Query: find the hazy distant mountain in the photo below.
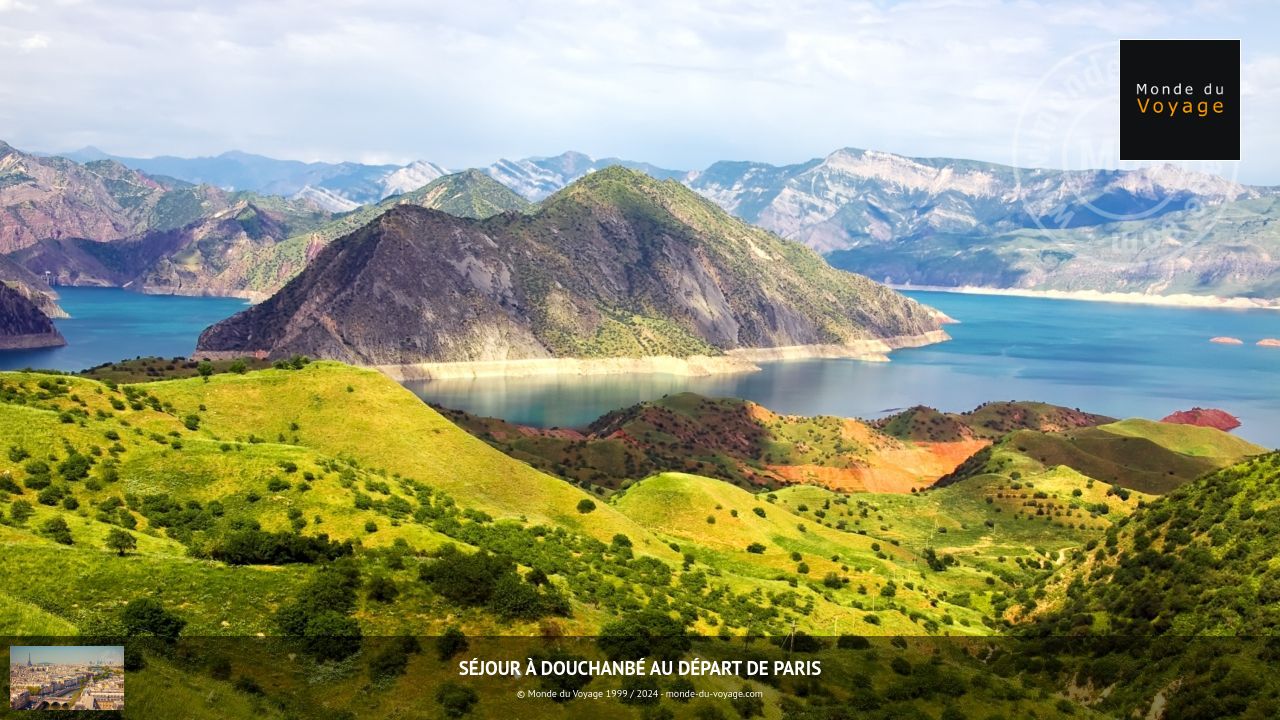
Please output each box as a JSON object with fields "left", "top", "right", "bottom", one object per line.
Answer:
{"left": 380, "top": 160, "right": 450, "bottom": 196}
{"left": 59, "top": 147, "right": 400, "bottom": 210}
{"left": 29, "top": 141, "right": 1280, "bottom": 300}
{"left": 197, "top": 167, "right": 943, "bottom": 365}
{"left": 686, "top": 148, "right": 1278, "bottom": 298}
{"left": 833, "top": 195, "right": 1280, "bottom": 298}
{"left": 484, "top": 151, "right": 686, "bottom": 200}
{"left": 686, "top": 148, "right": 1260, "bottom": 253}
{"left": 60, "top": 146, "right": 683, "bottom": 205}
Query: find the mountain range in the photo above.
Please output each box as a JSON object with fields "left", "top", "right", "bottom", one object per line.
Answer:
{"left": 4, "top": 158, "right": 530, "bottom": 302}
{"left": 195, "top": 167, "right": 945, "bottom": 365}
{"left": 5, "top": 138, "right": 1280, "bottom": 341}
{"left": 60, "top": 146, "right": 682, "bottom": 209}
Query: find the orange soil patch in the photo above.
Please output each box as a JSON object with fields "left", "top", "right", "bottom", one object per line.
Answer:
{"left": 768, "top": 438, "right": 990, "bottom": 493}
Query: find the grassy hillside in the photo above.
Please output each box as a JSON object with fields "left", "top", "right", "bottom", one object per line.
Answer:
{"left": 1003, "top": 452, "right": 1280, "bottom": 719}
{"left": 938, "top": 418, "right": 1263, "bottom": 495}
{"left": 1, "top": 361, "right": 1268, "bottom": 718}
{"left": 1030, "top": 450, "right": 1280, "bottom": 635}
{"left": 0, "top": 362, "right": 1111, "bottom": 641}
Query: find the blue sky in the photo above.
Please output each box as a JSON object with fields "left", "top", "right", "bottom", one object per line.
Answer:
{"left": 1, "top": 0, "right": 1277, "bottom": 182}
{"left": 9, "top": 646, "right": 123, "bottom": 666}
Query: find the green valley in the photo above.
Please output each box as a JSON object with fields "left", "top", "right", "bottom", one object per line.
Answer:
{"left": 1, "top": 358, "right": 1272, "bottom": 718}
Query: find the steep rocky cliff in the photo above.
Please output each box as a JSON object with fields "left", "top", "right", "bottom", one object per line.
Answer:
{"left": 0, "top": 282, "right": 65, "bottom": 350}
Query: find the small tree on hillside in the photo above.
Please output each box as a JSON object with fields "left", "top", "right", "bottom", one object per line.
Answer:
{"left": 106, "top": 527, "right": 137, "bottom": 556}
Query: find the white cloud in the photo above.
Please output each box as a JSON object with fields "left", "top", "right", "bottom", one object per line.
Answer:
{"left": 0, "top": 0, "right": 1276, "bottom": 182}
{"left": 19, "top": 32, "right": 48, "bottom": 51}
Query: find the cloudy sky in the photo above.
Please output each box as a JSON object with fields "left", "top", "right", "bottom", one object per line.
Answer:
{"left": 2, "top": 0, "right": 1277, "bottom": 182}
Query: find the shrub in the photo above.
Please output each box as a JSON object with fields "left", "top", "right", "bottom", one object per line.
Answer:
{"left": 366, "top": 575, "right": 399, "bottom": 603}
{"left": 40, "top": 516, "right": 73, "bottom": 544}
{"left": 420, "top": 547, "right": 566, "bottom": 619}
{"left": 368, "top": 637, "right": 420, "bottom": 683}
{"left": 303, "top": 610, "right": 362, "bottom": 662}
{"left": 598, "top": 609, "right": 690, "bottom": 662}
{"left": 576, "top": 498, "right": 597, "bottom": 513}
{"left": 9, "top": 500, "right": 33, "bottom": 525}
{"left": 730, "top": 684, "right": 764, "bottom": 718}
{"left": 436, "top": 626, "right": 469, "bottom": 660}
{"left": 745, "top": 542, "right": 766, "bottom": 554}
{"left": 435, "top": 682, "right": 478, "bottom": 718}
{"left": 211, "top": 529, "right": 353, "bottom": 565}
{"left": 121, "top": 598, "right": 186, "bottom": 640}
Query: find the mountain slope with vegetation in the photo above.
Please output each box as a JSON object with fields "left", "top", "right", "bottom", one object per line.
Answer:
{"left": 197, "top": 167, "right": 945, "bottom": 365}
{"left": 0, "top": 140, "right": 227, "bottom": 254}
{"left": 875, "top": 401, "right": 1115, "bottom": 442}
{"left": 439, "top": 393, "right": 989, "bottom": 494}
{"left": 938, "top": 418, "right": 1265, "bottom": 495}
{"left": 7, "top": 169, "right": 529, "bottom": 301}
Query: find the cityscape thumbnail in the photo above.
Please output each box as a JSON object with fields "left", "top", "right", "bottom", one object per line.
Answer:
{"left": 9, "top": 646, "right": 124, "bottom": 711}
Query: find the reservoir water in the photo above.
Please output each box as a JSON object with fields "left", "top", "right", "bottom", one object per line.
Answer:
{"left": 406, "top": 291, "right": 1280, "bottom": 447}
{"left": 3, "top": 288, "right": 1278, "bottom": 446}
{"left": 0, "top": 287, "right": 249, "bottom": 373}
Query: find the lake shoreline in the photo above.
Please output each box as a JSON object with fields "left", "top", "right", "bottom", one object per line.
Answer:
{"left": 377, "top": 330, "right": 951, "bottom": 382}
{"left": 894, "top": 285, "right": 1280, "bottom": 311}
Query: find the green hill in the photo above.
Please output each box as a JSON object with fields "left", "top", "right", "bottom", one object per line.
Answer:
{"left": 937, "top": 418, "right": 1263, "bottom": 495}
{"left": 1031, "top": 450, "right": 1280, "bottom": 636}
{"left": 875, "top": 401, "right": 1114, "bottom": 442}
{"left": 1006, "top": 452, "right": 1280, "bottom": 719}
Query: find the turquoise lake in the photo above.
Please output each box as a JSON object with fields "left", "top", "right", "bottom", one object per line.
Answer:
{"left": 3, "top": 287, "right": 1278, "bottom": 446}
{"left": 0, "top": 287, "right": 249, "bottom": 372}
{"left": 407, "top": 291, "right": 1280, "bottom": 447}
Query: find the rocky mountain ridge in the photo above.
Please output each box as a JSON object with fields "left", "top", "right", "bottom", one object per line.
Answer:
{"left": 196, "top": 167, "right": 945, "bottom": 366}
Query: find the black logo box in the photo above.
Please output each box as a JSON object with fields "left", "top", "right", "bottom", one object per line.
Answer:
{"left": 1120, "top": 39, "right": 1240, "bottom": 160}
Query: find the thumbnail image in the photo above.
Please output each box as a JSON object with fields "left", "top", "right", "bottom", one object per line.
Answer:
{"left": 9, "top": 646, "right": 124, "bottom": 711}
